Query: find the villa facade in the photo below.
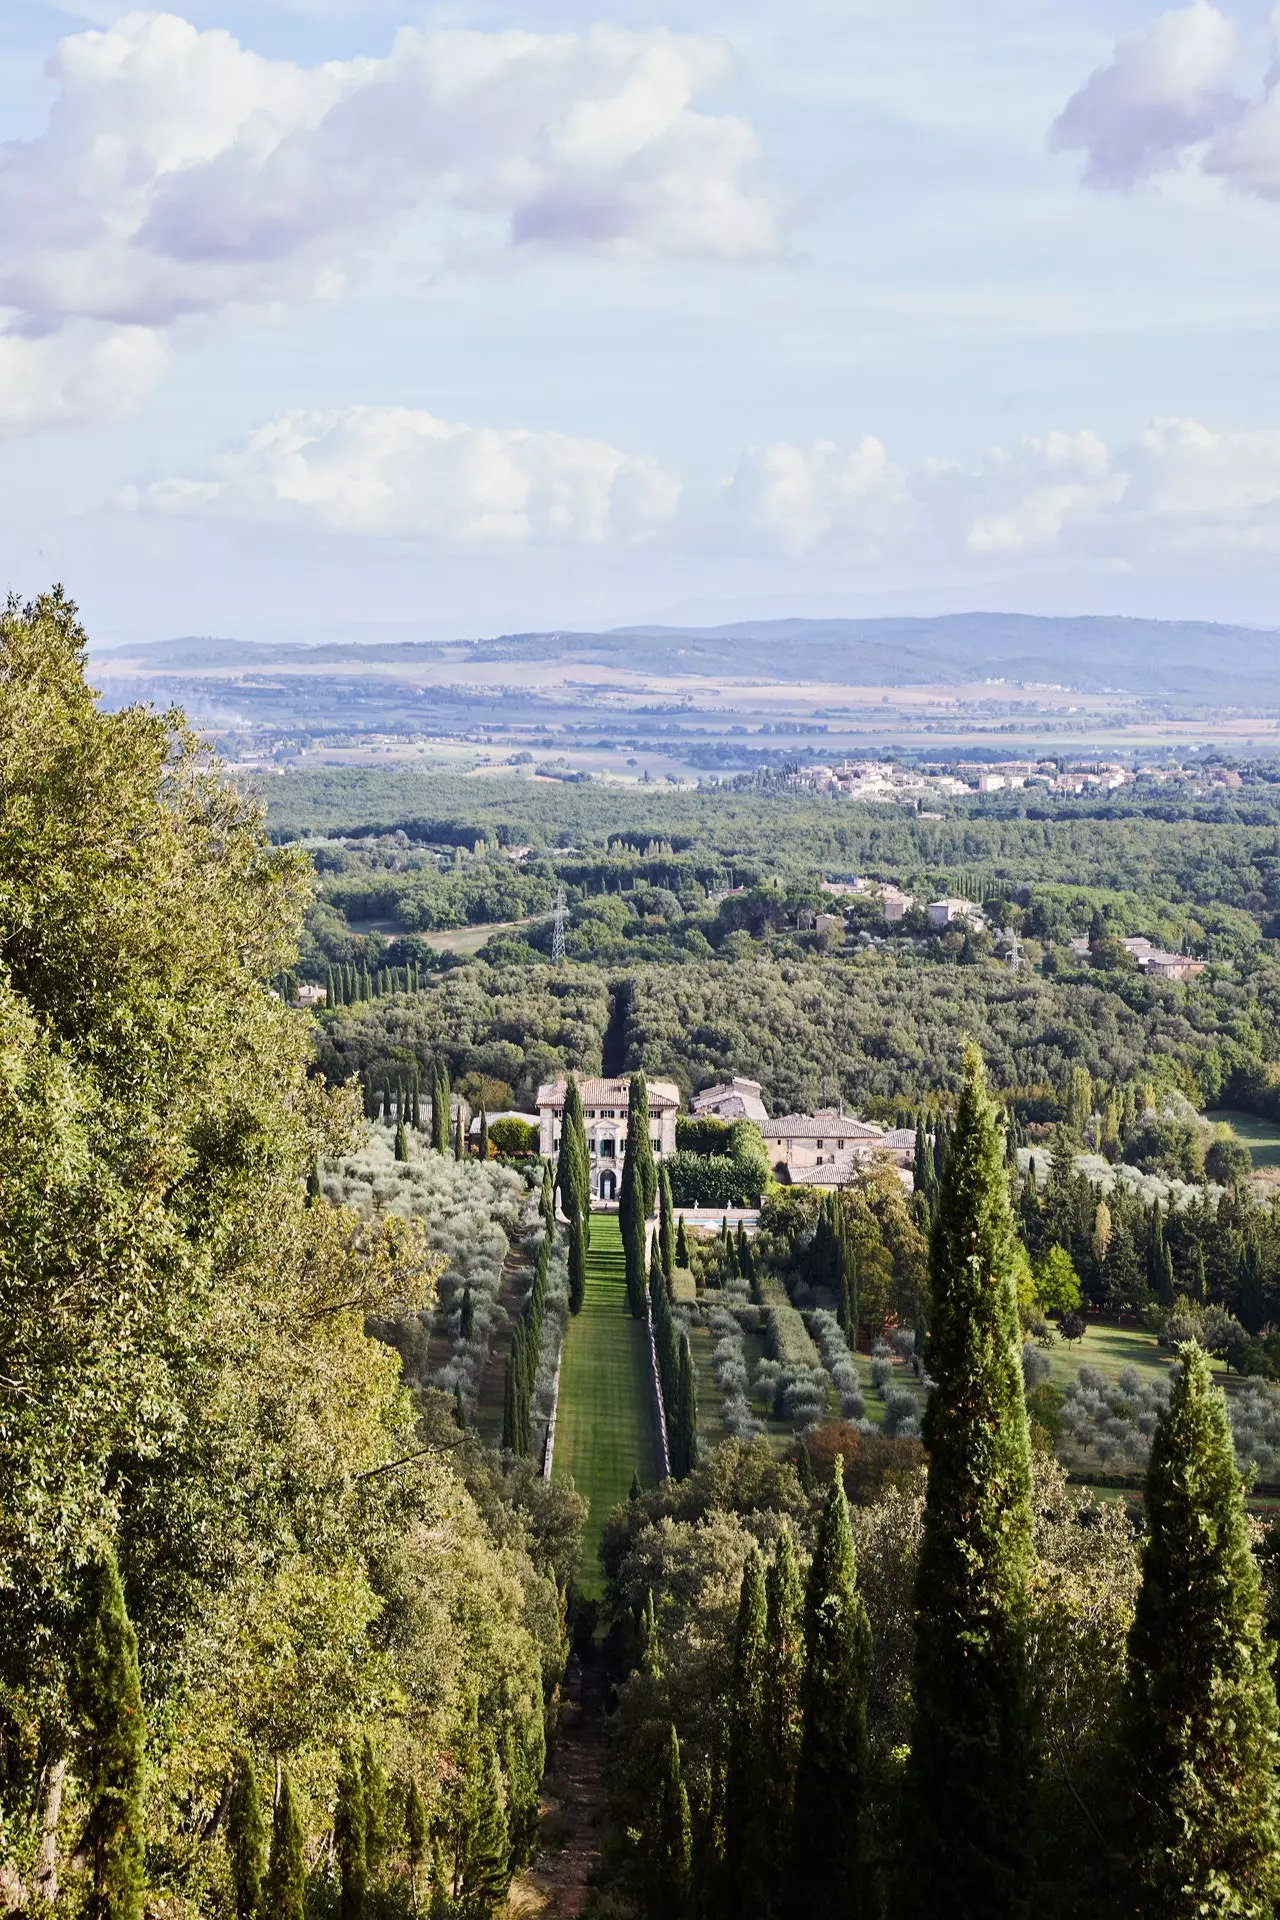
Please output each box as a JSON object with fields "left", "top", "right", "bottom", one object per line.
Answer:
{"left": 536, "top": 1075, "right": 680, "bottom": 1201}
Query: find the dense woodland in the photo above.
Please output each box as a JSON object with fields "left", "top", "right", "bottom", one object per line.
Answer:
{"left": 8, "top": 596, "right": 1280, "bottom": 1920}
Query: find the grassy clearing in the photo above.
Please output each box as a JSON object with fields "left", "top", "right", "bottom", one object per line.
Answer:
{"left": 552, "top": 1211, "right": 660, "bottom": 1595}
{"left": 1207, "top": 1107, "right": 1280, "bottom": 1170}
{"left": 1042, "top": 1322, "right": 1176, "bottom": 1393}
{"left": 419, "top": 916, "right": 540, "bottom": 956}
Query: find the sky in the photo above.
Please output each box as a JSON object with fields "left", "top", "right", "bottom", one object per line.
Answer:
{"left": 5, "top": 0, "right": 1280, "bottom": 644}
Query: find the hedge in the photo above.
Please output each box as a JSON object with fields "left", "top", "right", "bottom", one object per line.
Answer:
{"left": 665, "top": 1149, "right": 764, "bottom": 1208}
{"left": 757, "top": 1271, "right": 821, "bottom": 1369}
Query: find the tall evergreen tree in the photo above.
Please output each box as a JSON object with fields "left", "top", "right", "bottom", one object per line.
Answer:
{"left": 334, "top": 1741, "right": 366, "bottom": 1920}
{"left": 361, "top": 1736, "right": 387, "bottom": 1876}
{"left": 568, "top": 1207, "right": 587, "bottom": 1315}
{"left": 432, "top": 1063, "right": 450, "bottom": 1153}
{"left": 650, "top": 1726, "right": 691, "bottom": 1920}
{"left": 404, "top": 1780, "right": 428, "bottom": 1911}
{"left": 459, "top": 1285, "right": 475, "bottom": 1342}
{"left": 620, "top": 1076, "right": 654, "bottom": 1317}
{"left": 454, "top": 1105, "right": 464, "bottom": 1161}
{"left": 540, "top": 1160, "right": 557, "bottom": 1237}
{"left": 1119, "top": 1341, "right": 1280, "bottom": 1913}
{"left": 723, "top": 1549, "right": 770, "bottom": 1919}
{"left": 458, "top": 1743, "right": 509, "bottom": 1914}
{"left": 676, "top": 1215, "right": 690, "bottom": 1268}
{"left": 478, "top": 1100, "right": 489, "bottom": 1163}
{"left": 73, "top": 1547, "right": 146, "bottom": 1920}
{"left": 263, "top": 1769, "right": 305, "bottom": 1920}
{"left": 670, "top": 1329, "right": 698, "bottom": 1478}
{"left": 791, "top": 1464, "right": 872, "bottom": 1920}
{"left": 227, "top": 1752, "right": 266, "bottom": 1920}
{"left": 761, "top": 1526, "right": 805, "bottom": 1920}
{"left": 906, "top": 1046, "right": 1035, "bottom": 1920}
{"left": 556, "top": 1077, "right": 591, "bottom": 1237}
{"left": 394, "top": 1118, "right": 409, "bottom": 1163}
{"left": 659, "top": 1163, "right": 676, "bottom": 1281}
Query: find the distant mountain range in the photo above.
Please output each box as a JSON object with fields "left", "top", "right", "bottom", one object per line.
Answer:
{"left": 98, "top": 612, "right": 1280, "bottom": 700}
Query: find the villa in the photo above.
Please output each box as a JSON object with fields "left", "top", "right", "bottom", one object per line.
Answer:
{"left": 536, "top": 1074, "right": 680, "bottom": 1202}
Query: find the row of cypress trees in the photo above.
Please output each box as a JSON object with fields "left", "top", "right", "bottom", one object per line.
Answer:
{"left": 647, "top": 1235, "right": 697, "bottom": 1480}
{"left": 324, "top": 961, "right": 423, "bottom": 1007}
{"left": 501, "top": 1222, "right": 554, "bottom": 1457}
{"left": 620, "top": 1073, "right": 658, "bottom": 1319}
{"left": 646, "top": 1049, "right": 1280, "bottom": 1916}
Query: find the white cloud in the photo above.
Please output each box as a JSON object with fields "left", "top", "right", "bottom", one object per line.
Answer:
{"left": 1050, "top": 2, "right": 1241, "bottom": 186}
{"left": 0, "top": 12, "right": 774, "bottom": 332}
{"left": 127, "top": 404, "right": 682, "bottom": 543}
{"left": 0, "top": 10, "right": 773, "bottom": 433}
{"left": 1051, "top": 1, "right": 1280, "bottom": 203}
{"left": 134, "top": 406, "right": 1280, "bottom": 570}
{"left": 721, "top": 438, "right": 907, "bottom": 556}
{"left": 0, "top": 321, "right": 169, "bottom": 437}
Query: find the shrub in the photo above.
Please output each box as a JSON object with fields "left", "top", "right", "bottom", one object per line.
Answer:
{"left": 489, "top": 1115, "right": 539, "bottom": 1156}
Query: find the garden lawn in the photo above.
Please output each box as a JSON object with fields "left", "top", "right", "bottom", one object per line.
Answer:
{"left": 687, "top": 1322, "right": 730, "bottom": 1453}
{"left": 1043, "top": 1322, "right": 1174, "bottom": 1393}
{"left": 553, "top": 1210, "right": 661, "bottom": 1594}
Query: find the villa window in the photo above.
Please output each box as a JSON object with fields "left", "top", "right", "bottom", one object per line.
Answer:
{"left": 651, "top": 1135, "right": 661, "bottom": 1150}
{"left": 817, "top": 1140, "right": 824, "bottom": 1149}
{"left": 585, "top": 1109, "right": 596, "bottom": 1118}
{"left": 601, "top": 1138, "right": 616, "bottom": 1157}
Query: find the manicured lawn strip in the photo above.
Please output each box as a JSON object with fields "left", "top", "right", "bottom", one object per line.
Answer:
{"left": 552, "top": 1211, "right": 660, "bottom": 1595}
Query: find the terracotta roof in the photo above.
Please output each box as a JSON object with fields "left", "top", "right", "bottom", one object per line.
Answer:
{"left": 536, "top": 1076, "right": 681, "bottom": 1110}
{"left": 761, "top": 1115, "right": 884, "bottom": 1141}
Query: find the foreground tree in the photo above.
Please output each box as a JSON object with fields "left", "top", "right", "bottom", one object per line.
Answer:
{"left": 620, "top": 1074, "right": 655, "bottom": 1317}
{"left": 791, "top": 1464, "right": 872, "bottom": 1920}
{"left": 649, "top": 1725, "right": 691, "bottom": 1920}
{"left": 263, "top": 1769, "right": 306, "bottom": 1920}
{"left": 905, "top": 1047, "right": 1035, "bottom": 1918}
{"left": 73, "top": 1549, "right": 146, "bottom": 1920}
{"left": 334, "top": 1742, "right": 367, "bottom": 1920}
{"left": 227, "top": 1752, "right": 266, "bottom": 1920}
{"left": 760, "top": 1526, "right": 805, "bottom": 1920}
{"left": 1119, "top": 1341, "right": 1280, "bottom": 1915}
{"left": 722, "top": 1548, "right": 769, "bottom": 1919}
{"left": 556, "top": 1076, "right": 591, "bottom": 1237}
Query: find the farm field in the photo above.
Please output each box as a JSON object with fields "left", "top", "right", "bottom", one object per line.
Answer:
{"left": 552, "top": 1211, "right": 661, "bottom": 1594}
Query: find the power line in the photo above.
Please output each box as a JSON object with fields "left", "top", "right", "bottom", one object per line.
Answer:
{"left": 552, "top": 890, "right": 566, "bottom": 966}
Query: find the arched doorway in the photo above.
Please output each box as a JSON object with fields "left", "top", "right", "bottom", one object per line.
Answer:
{"left": 599, "top": 1170, "right": 617, "bottom": 1201}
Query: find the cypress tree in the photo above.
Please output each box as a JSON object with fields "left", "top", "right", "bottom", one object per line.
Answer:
{"left": 325, "top": 965, "right": 335, "bottom": 1007}
{"left": 227, "top": 1752, "right": 265, "bottom": 1920}
{"left": 404, "top": 1781, "right": 428, "bottom": 1910}
{"left": 461, "top": 1743, "right": 509, "bottom": 1913}
{"left": 478, "top": 1100, "right": 489, "bottom": 1163}
{"left": 502, "top": 1354, "right": 517, "bottom": 1453}
{"left": 334, "top": 1742, "right": 366, "bottom": 1920}
{"left": 629, "top": 1469, "right": 643, "bottom": 1502}
{"left": 650, "top": 1726, "right": 691, "bottom": 1920}
{"left": 723, "top": 1549, "right": 769, "bottom": 1919}
{"left": 671, "top": 1329, "right": 697, "bottom": 1478}
{"left": 1119, "top": 1341, "right": 1280, "bottom": 1912}
{"left": 905, "top": 1047, "right": 1035, "bottom": 1920}
{"left": 540, "top": 1160, "right": 556, "bottom": 1237}
{"left": 736, "top": 1220, "right": 754, "bottom": 1285}
{"left": 73, "top": 1547, "right": 146, "bottom": 1920}
{"left": 394, "top": 1119, "right": 409, "bottom": 1163}
{"left": 432, "top": 1064, "right": 450, "bottom": 1153}
{"left": 790, "top": 1463, "right": 872, "bottom": 1920}
{"left": 568, "top": 1208, "right": 586, "bottom": 1315}
{"left": 454, "top": 1106, "right": 464, "bottom": 1161}
{"left": 459, "top": 1285, "right": 475, "bottom": 1341}
{"left": 453, "top": 1383, "right": 467, "bottom": 1430}
{"left": 263, "top": 1768, "right": 305, "bottom": 1920}
{"left": 360, "top": 1737, "right": 386, "bottom": 1877}
{"left": 659, "top": 1163, "right": 676, "bottom": 1281}
{"left": 676, "top": 1215, "right": 689, "bottom": 1268}
{"left": 796, "top": 1441, "right": 815, "bottom": 1495}
{"left": 629, "top": 1071, "right": 658, "bottom": 1215}
{"left": 761, "top": 1526, "right": 805, "bottom": 1919}
{"left": 725, "top": 1229, "right": 740, "bottom": 1282}
{"left": 410, "top": 1077, "right": 421, "bottom": 1131}
{"left": 557, "top": 1078, "right": 591, "bottom": 1236}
